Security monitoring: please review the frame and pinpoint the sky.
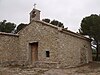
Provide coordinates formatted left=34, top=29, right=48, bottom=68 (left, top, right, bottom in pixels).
left=0, top=0, right=100, bottom=32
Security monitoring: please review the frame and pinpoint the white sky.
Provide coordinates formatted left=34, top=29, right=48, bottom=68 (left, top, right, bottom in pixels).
left=0, top=0, right=100, bottom=32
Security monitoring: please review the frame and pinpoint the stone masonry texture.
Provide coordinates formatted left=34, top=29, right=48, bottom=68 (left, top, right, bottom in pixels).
left=0, top=20, right=92, bottom=67
left=18, top=20, right=92, bottom=67
left=0, top=33, right=19, bottom=65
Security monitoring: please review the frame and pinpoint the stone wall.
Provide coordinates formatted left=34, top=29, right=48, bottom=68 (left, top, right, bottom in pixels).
left=0, top=33, right=19, bottom=65
left=18, top=20, right=92, bottom=67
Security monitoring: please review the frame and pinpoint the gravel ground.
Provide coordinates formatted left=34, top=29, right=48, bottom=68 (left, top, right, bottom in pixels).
left=0, top=62, right=100, bottom=75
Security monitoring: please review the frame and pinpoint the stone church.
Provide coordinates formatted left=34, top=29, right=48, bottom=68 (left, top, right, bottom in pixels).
left=0, top=7, right=92, bottom=68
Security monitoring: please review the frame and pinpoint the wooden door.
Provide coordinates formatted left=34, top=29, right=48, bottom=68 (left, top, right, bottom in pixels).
left=30, top=42, right=38, bottom=62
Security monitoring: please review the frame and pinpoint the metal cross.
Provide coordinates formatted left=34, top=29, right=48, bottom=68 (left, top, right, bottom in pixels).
left=34, top=3, right=36, bottom=9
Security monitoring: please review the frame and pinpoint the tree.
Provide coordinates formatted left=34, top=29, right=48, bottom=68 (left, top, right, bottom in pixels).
left=50, top=20, right=59, bottom=26
left=0, top=20, right=16, bottom=33
left=42, top=18, right=50, bottom=23
left=58, top=22, right=64, bottom=28
left=42, top=18, right=64, bottom=28
left=50, top=20, right=64, bottom=28
left=15, top=23, right=27, bottom=33
left=79, top=14, right=100, bottom=60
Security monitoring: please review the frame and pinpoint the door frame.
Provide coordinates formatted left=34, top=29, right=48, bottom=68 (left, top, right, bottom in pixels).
left=29, top=41, right=38, bottom=63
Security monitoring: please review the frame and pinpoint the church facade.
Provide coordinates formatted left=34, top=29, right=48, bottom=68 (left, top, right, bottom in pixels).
left=0, top=8, right=92, bottom=67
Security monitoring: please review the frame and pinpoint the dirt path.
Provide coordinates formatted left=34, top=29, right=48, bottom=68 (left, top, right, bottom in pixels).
left=0, top=62, right=100, bottom=75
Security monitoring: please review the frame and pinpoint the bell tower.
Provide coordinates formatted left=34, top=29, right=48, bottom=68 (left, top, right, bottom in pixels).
left=30, top=4, right=40, bottom=22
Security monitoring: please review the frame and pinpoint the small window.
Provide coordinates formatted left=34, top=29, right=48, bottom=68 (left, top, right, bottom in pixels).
left=46, top=51, right=50, bottom=57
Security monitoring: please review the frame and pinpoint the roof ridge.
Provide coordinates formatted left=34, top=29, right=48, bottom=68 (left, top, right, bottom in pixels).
left=35, top=20, right=90, bottom=41
left=0, top=32, right=19, bottom=37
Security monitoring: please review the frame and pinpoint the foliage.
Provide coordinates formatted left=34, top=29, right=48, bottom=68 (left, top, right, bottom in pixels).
left=79, top=14, right=100, bottom=39
left=58, top=22, right=64, bottom=28
left=79, top=14, right=100, bottom=60
left=0, top=20, right=16, bottom=33
left=50, top=20, right=64, bottom=28
left=15, top=23, right=27, bottom=33
left=50, top=20, right=59, bottom=26
left=42, top=18, right=50, bottom=23
left=42, top=18, right=64, bottom=28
